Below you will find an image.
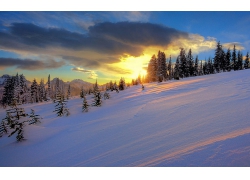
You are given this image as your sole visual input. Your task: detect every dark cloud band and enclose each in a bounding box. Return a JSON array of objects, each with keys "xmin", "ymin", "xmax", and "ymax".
[{"xmin": 0, "ymin": 57, "xmax": 65, "ymax": 70}]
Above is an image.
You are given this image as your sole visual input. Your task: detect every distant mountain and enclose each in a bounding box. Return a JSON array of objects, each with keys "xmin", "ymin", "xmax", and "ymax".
[{"xmin": 0, "ymin": 74, "xmax": 31, "ymax": 87}]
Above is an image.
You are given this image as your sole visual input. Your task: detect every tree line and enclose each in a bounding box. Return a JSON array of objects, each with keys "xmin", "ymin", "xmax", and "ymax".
[{"xmin": 146, "ymin": 41, "xmax": 249, "ymax": 83}]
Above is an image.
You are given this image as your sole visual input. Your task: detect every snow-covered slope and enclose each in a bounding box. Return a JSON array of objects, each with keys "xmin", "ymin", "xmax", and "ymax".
[{"xmin": 1, "ymin": 70, "xmax": 250, "ymax": 167}]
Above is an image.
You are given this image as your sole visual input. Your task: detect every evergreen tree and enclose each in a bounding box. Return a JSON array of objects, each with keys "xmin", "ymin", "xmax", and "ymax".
[
  {"xmin": 47, "ymin": 74, "xmax": 51, "ymax": 100},
  {"xmin": 109, "ymin": 80, "xmax": 114, "ymax": 91},
  {"xmin": 174, "ymin": 57, "xmax": 180, "ymax": 80},
  {"xmin": 39, "ymin": 79, "xmax": 46, "ymax": 102},
  {"xmin": 2, "ymin": 76, "xmax": 13, "ymax": 106},
  {"xmin": 179, "ymin": 48, "xmax": 187, "ymax": 78},
  {"xmin": 187, "ymin": 49, "xmax": 194, "ymax": 77},
  {"xmin": 3, "ymin": 99, "xmax": 28, "ymax": 142},
  {"xmin": 31, "ymin": 79, "xmax": 39, "ymax": 103},
  {"xmin": 80, "ymin": 87, "xmax": 85, "ymax": 98},
  {"xmin": 82, "ymin": 96, "xmax": 89, "ymax": 112},
  {"xmin": 119, "ymin": 77, "xmax": 126, "ymax": 90},
  {"xmin": 214, "ymin": 41, "xmax": 224, "ymax": 73},
  {"xmin": 67, "ymin": 84, "xmax": 71, "ymax": 100},
  {"xmin": 244, "ymin": 52, "xmax": 249, "ymax": 69},
  {"xmin": 0, "ymin": 120, "xmax": 8, "ymax": 137},
  {"xmin": 92, "ymin": 91, "xmax": 102, "ymax": 107},
  {"xmin": 147, "ymin": 55, "xmax": 158, "ymax": 82},
  {"xmin": 104, "ymin": 91, "xmax": 110, "ymax": 100},
  {"xmin": 194, "ymin": 56, "xmax": 199, "ymax": 76},
  {"xmin": 157, "ymin": 51, "xmax": 167, "ymax": 82},
  {"xmin": 225, "ymin": 48, "xmax": 232, "ymax": 71},
  {"xmin": 54, "ymin": 92, "xmax": 70, "ymax": 117},
  {"xmin": 168, "ymin": 56, "xmax": 172, "ymax": 80},
  {"xmin": 28, "ymin": 109, "xmax": 42, "ymax": 125},
  {"xmin": 237, "ymin": 51, "xmax": 243, "ymax": 70},
  {"xmin": 232, "ymin": 45, "xmax": 237, "ymax": 71}
]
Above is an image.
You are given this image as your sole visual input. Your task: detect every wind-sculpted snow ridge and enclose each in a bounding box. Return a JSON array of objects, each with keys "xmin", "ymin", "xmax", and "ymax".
[{"xmin": 0, "ymin": 70, "xmax": 250, "ymax": 166}]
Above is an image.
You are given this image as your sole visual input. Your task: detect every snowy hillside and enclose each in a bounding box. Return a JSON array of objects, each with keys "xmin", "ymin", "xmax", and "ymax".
[{"xmin": 1, "ymin": 70, "xmax": 250, "ymax": 167}]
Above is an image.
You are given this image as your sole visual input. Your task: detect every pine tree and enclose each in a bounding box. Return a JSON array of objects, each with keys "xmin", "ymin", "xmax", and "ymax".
[
  {"xmin": 147, "ymin": 55, "xmax": 158, "ymax": 82},
  {"xmin": 0, "ymin": 120, "xmax": 8, "ymax": 137},
  {"xmin": 237, "ymin": 51, "xmax": 243, "ymax": 70},
  {"xmin": 4, "ymin": 99, "xmax": 28, "ymax": 142},
  {"xmin": 187, "ymin": 49, "xmax": 194, "ymax": 77},
  {"xmin": 179, "ymin": 48, "xmax": 187, "ymax": 78},
  {"xmin": 225, "ymin": 48, "xmax": 231, "ymax": 71},
  {"xmin": 2, "ymin": 76, "xmax": 13, "ymax": 107},
  {"xmin": 92, "ymin": 87, "xmax": 102, "ymax": 107},
  {"xmin": 108, "ymin": 80, "xmax": 113, "ymax": 91},
  {"xmin": 28, "ymin": 109, "xmax": 42, "ymax": 125},
  {"xmin": 54, "ymin": 92, "xmax": 70, "ymax": 117},
  {"xmin": 244, "ymin": 52, "xmax": 249, "ymax": 69},
  {"xmin": 119, "ymin": 77, "xmax": 126, "ymax": 90},
  {"xmin": 194, "ymin": 56, "xmax": 199, "ymax": 76},
  {"xmin": 232, "ymin": 45, "xmax": 237, "ymax": 71},
  {"xmin": 168, "ymin": 56, "xmax": 172, "ymax": 80},
  {"xmin": 82, "ymin": 96, "xmax": 89, "ymax": 112},
  {"xmin": 174, "ymin": 56, "xmax": 180, "ymax": 80},
  {"xmin": 214, "ymin": 41, "xmax": 224, "ymax": 73},
  {"xmin": 39, "ymin": 79, "xmax": 46, "ymax": 102},
  {"xmin": 157, "ymin": 51, "xmax": 167, "ymax": 81},
  {"xmin": 104, "ymin": 91, "xmax": 110, "ymax": 100},
  {"xmin": 47, "ymin": 74, "xmax": 51, "ymax": 100},
  {"xmin": 67, "ymin": 84, "xmax": 71, "ymax": 100},
  {"xmin": 31, "ymin": 79, "xmax": 39, "ymax": 103}
]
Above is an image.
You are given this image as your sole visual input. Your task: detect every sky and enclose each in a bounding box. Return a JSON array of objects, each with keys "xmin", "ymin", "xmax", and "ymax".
[{"xmin": 1, "ymin": 11, "xmax": 250, "ymax": 84}]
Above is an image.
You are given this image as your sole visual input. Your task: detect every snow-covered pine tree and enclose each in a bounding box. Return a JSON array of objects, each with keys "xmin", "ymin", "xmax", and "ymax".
[
  {"xmin": 113, "ymin": 81, "xmax": 119, "ymax": 93},
  {"xmin": 80, "ymin": 87, "xmax": 84, "ymax": 98},
  {"xmin": 0, "ymin": 120, "xmax": 8, "ymax": 137},
  {"xmin": 47, "ymin": 74, "xmax": 51, "ymax": 100},
  {"xmin": 194, "ymin": 56, "xmax": 199, "ymax": 76},
  {"xmin": 157, "ymin": 51, "xmax": 167, "ymax": 82},
  {"xmin": 244, "ymin": 52, "xmax": 249, "ymax": 69},
  {"xmin": 28, "ymin": 109, "xmax": 42, "ymax": 125},
  {"xmin": 168, "ymin": 56, "xmax": 172, "ymax": 80},
  {"xmin": 19, "ymin": 74, "xmax": 27, "ymax": 104},
  {"xmin": 232, "ymin": 45, "xmax": 237, "ymax": 71},
  {"xmin": 187, "ymin": 49, "xmax": 194, "ymax": 77},
  {"xmin": 179, "ymin": 48, "xmax": 187, "ymax": 78},
  {"xmin": 237, "ymin": 51, "xmax": 243, "ymax": 70},
  {"xmin": 109, "ymin": 80, "xmax": 114, "ymax": 91},
  {"xmin": 82, "ymin": 95, "xmax": 89, "ymax": 112},
  {"xmin": 67, "ymin": 84, "xmax": 71, "ymax": 100},
  {"xmin": 4, "ymin": 99, "xmax": 28, "ymax": 142},
  {"xmin": 103, "ymin": 91, "xmax": 110, "ymax": 100},
  {"xmin": 214, "ymin": 41, "xmax": 224, "ymax": 73},
  {"xmin": 39, "ymin": 79, "xmax": 46, "ymax": 102},
  {"xmin": 14, "ymin": 73, "xmax": 22, "ymax": 104},
  {"xmin": 119, "ymin": 77, "xmax": 126, "ymax": 90},
  {"xmin": 1, "ymin": 76, "xmax": 13, "ymax": 107},
  {"xmin": 225, "ymin": 48, "xmax": 232, "ymax": 72},
  {"xmin": 53, "ymin": 92, "xmax": 70, "ymax": 117},
  {"xmin": 174, "ymin": 56, "xmax": 180, "ymax": 80},
  {"xmin": 31, "ymin": 79, "xmax": 39, "ymax": 103},
  {"xmin": 92, "ymin": 85, "xmax": 102, "ymax": 107}
]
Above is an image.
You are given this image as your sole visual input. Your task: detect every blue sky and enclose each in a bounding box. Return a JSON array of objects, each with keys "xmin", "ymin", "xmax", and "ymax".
[{"xmin": 1, "ymin": 11, "xmax": 250, "ymax": 84}]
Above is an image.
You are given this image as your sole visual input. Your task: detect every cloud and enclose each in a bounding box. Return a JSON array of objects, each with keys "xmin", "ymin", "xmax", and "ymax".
[
  {"xmin": 0, "ymin": 57, "xmax": 65, "ymax": 70},
  {"xmin": 88, "ymin": 71, "xmax": 98, "ymax": 79},
  {"xmin": 71, "ymin": 66, "xmax": 98, "ymax": 79},
  {"xmin": 222, "ymin": 42, "xmax": 245, "ymax": 50},
  {"xmin": 71, "ymin": 67, "xmax": 92, "ymax": 73}
]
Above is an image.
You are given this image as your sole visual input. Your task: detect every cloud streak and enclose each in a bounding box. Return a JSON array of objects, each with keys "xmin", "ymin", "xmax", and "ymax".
[{"xmin": 0, "ymin": 57, "xmax": 65, "ymax": 70}]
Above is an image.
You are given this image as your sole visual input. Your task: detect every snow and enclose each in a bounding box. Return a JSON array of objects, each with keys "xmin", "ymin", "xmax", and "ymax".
[{"xmin": 1, "ymin": 70, "xmax": 250, "ymax": 167}]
